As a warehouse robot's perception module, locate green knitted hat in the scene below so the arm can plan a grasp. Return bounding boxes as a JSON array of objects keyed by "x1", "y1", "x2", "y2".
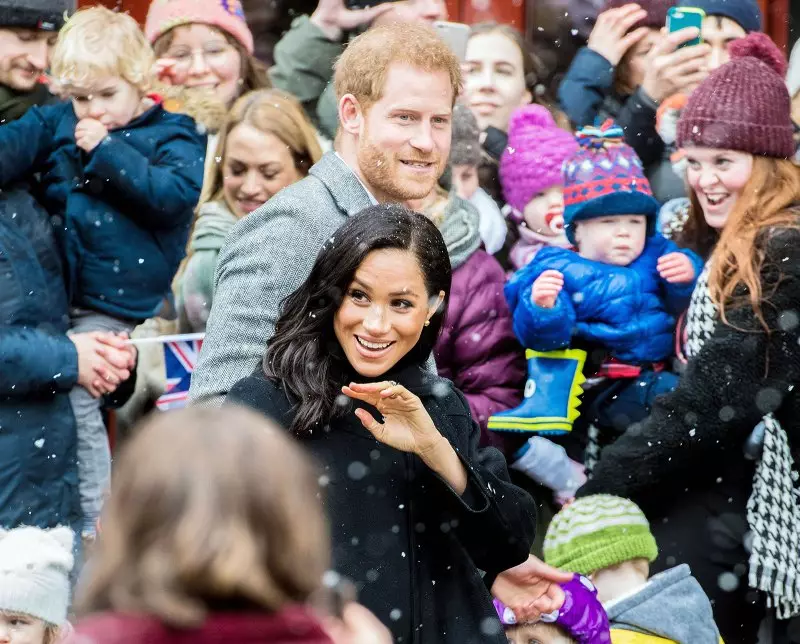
[{"x1": 544, "y1": 495, "x2": 658, "y2": 575}]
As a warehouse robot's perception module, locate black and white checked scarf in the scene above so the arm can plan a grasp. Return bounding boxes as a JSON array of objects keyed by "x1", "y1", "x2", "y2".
[{"x1": 687, "y1": 264, "x2": 800, "y2": 619}]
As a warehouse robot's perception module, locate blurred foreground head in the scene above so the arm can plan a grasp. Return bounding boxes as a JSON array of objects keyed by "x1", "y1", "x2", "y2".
[{"x1": 76, "y1": 406, "x2": 330, "y2": 628}]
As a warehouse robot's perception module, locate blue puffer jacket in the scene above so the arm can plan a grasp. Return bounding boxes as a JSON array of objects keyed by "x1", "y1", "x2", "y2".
[
  {"x1": 505, "y1": 234, "x2": 703, "y2": 363},
  {"x1": 0, "y1": 187, "x2": 81, "y2": 529},
  {"x1": 0, "y1": 100, "x2": 206, "y2": 320}
]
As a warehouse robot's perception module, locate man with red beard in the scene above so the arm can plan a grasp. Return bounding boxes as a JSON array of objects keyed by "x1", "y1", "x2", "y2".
[
  {"x1": 189, "y1": 21, "x2": 458, "y2": 405},
  {"x1": 0, "y1": 0, "x2": 71, "y2": 123}
]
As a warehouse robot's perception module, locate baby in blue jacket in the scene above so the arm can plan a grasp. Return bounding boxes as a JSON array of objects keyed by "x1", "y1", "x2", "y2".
[
  {"x1": 491, "y1": 123, "x2": 702, "y2": 485},
  {"x1": 0, "y1": 8, "x2": 206, "y2": 541}
]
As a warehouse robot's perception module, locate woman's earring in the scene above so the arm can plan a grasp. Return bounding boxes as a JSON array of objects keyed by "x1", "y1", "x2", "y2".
[{"x1": 424, "y1": 320, "x2": 430, "y2": 327}]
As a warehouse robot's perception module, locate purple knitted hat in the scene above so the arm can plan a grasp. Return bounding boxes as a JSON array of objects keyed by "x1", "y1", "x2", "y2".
[
  {"x1": 677, "y1": 33, "x2": 794, "y2": 159},
  {"x1": 493, "y1": 574, "x2": 611, "y2": 644},
  {"x1": 499, "y1": 105, "x2": 579, "y2": 214}
]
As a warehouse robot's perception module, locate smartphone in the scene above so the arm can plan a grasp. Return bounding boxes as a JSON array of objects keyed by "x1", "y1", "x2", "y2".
[
  {"x1": 433, "y1": 21, "x2": 471, "y2": 62},
  {"x1": 666, "y1": 7, "x2": 705, "y2": 48}
]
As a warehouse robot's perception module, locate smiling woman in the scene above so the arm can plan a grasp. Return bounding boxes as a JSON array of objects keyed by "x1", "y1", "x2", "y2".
[
  {"x1": 226, "y1": 204, "x2": 537, "y2": 644},
  {"x1": 176, "y1": 88, "x2": 322, "y2": 333}
]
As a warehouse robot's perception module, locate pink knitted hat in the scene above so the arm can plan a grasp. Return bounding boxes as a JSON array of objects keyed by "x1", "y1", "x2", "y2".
[
  {"x1": 145, "y1": 0, "x2": 254, "y2": 54},
  {"x1": 500, "y1": 105, "x2": 579, "y2": 213}
]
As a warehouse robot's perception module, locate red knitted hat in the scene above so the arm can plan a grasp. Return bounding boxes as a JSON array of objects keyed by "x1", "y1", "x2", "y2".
[
  {"x1": 602, "y1": 0, "x2": 675, "y2": 29},
  {"x1": 676, "y1": 33, "x2": 795, "y2": 158}
]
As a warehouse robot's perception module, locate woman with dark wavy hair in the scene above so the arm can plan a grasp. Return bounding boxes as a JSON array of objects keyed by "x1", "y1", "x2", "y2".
[{"x1": 227, "y1": 204, "x2": 537, "y2": 644}]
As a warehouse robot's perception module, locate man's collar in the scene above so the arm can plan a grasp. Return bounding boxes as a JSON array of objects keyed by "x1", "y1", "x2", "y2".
[{"x1": 335, "y1": 152, "x2": 378, "y2": 206}]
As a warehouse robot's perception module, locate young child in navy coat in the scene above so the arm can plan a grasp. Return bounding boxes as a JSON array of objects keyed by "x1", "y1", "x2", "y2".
[
  {"x1": 0, "y1": 7, "x2": 206, "y2": 542},
  {"x1": 491, "y1": 123, "x2": 702, "y2": 488}
]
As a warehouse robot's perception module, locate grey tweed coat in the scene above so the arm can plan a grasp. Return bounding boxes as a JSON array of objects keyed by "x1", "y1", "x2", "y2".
[{"x1": 188, "y1": 152, "x2": 374, "y2": 405}]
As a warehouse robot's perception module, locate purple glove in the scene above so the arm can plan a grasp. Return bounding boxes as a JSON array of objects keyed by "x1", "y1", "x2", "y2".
[
  {"x1": 494, "y1": 574, "x2": 610, "y2": 644},
  {"x1": 547, "y1": 574, "x2": 611, "y2": 644}
]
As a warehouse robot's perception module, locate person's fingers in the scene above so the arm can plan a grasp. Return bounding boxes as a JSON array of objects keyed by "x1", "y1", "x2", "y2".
[
  {"x1": 347, "y1": 381, "x2": 394, "y2": 393},
  {"x1": 618, "y1": 25, "x2": 649, "y2": 52},
  {"x1": 354, "y1": 408, "x2": 383, "y2": 436},
  {"x1": 94, "y1": 332, "x2": 128, "y2": 349},
  {"x1": 665, "y1": 42, "x2": 711, "y2": 68},
  {"x1": 341, "y1": 385, "x2": 375, "y2": 405},
  {"x1": 616, "y1": 9, "x2": 648, "y2": 35},
  {"x1": 675, "y1": 70, "x2": 710, "y2": 93},
  {"x1": 96, "y1": 347, "x2": 131, "y2": 371},
  {"x1": 541, "y1": 270, "x2": 564, "y2": 279}
]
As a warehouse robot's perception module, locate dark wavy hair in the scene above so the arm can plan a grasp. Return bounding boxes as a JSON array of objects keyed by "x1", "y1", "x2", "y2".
[{"x1": 262, "y1": 205, "x2": 452, "y2": 435}]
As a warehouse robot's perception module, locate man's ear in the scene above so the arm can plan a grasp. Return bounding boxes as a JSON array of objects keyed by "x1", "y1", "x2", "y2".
[{"x1": 339, "y1": 94, "x2": 363, "y2": 135}]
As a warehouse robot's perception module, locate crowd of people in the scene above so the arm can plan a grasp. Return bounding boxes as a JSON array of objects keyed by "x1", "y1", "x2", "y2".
[{"x1": 0, "y1": 0, "x2": 799, "y2": 642}]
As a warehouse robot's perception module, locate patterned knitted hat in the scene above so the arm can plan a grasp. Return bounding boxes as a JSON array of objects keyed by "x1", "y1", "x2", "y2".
[
  {"x1": 449, "y1": 104, "x2": 482, "y2": 168},
  {"x1": 145, "y1": 0, "x2": 254, "y2": 54},
  {"x1": 544, "y1": 495, "x2": 658, "y2": 576},
  {"x1": 677, "y1": 33, "x2": 794, "y2": 159},
  {"x1": 0, "y1": 0, "x2": 73, "y2": 31},
  {"x1": 562, "y1": 121, "x2": 660, "y2": 244},
  {"x1": 500, "y1": 105, "x2": 579, "y2": 214},
  {"x1": 0, "y1": 526, "x2": 74, "y2": 626},
  {"x1": 677, "y1": 0, "x2": 762, "y2": 33},
  {"x1": 602, "y1": 0, "x2": 674, "y2": 29}
]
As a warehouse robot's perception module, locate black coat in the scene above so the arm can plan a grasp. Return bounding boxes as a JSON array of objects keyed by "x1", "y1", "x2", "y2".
[
  {"x1": 227, "y1": 364, "x2": 537, "y2": 644},
  {"x1": 577, "y1": 226, "x2": 800, "y2": 511}
]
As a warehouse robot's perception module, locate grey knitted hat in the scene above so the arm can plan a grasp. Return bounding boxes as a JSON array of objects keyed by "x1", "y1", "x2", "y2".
[
  {"x1": 0, "y1": 526, "x2": 74, "y2": 626},
  {"x1": 449, "y1": 104, "x2": 482, "y2": 168},
  {"x1": 0, "y1": 0, "x2": 74, "y2": 31}
]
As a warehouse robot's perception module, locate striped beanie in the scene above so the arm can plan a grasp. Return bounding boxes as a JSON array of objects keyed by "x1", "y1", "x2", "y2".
[
  {"x1": 563, "y1": 121, "x2": 660, "y2": 245},
  {"x1": 544, "y1": 495, "x2": 658, "y2": 576}
]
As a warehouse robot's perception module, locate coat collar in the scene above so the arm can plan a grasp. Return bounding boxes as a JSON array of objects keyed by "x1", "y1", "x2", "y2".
[{"x1": 308, "y1": 152, "x2": 374, "y2": 217}]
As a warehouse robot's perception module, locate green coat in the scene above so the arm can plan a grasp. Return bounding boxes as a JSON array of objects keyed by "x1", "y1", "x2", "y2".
[
  {"x1": 269, "y1": 15, "x2": 341, "y2": 140},
  {"x1": 176, "y1": 200, "x2": 238, "y2": 332}
]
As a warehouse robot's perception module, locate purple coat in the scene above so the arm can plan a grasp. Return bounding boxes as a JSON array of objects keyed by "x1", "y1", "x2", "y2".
[{"x1": 435, "y1": 248, "x2": 526, "y2": 449}]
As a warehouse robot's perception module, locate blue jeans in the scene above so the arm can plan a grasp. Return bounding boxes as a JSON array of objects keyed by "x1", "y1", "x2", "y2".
[{"x1": 68, "y1": 308, "x2": 135, "y2": 537}]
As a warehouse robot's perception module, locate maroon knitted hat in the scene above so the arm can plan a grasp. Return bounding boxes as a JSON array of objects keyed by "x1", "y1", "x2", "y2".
[
  {"x1": 677, "y1": 33, "x2": 795, "y2": 159},
  {"x1": 602, "y1": 0, "x2": 675, "y2": 29}
]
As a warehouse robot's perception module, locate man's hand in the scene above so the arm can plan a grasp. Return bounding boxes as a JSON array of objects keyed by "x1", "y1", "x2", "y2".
[
  {"x1": 641, "y1": 28, "x2": 711, "y2": 103},
  {"x1": 657, "y1": 252, "x2": 696, "y2": 284},
  {"x1": 587, "y1": 4, "x2": 650, "y2": 66},
  {"x1": 310, "y1": 0, "x2": 395, "y2": 41},
  {"x1": 75, "y1": 118, "x2": 108, "y2": 153},
  {"x1": 492, "y1": 555, "x2": 574, "y2": 623},
  {"x1": 532, "y1": 270, "x2": 564, "y2": 309}
]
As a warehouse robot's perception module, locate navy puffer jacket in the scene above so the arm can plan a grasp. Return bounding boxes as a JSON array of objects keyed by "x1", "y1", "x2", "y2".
[
  {"x1": 0, "y1": 187, "x2": 80, "y2": 529},
  {"x1": 0, "y1": 101, "x2": 205, "y2": 321},
  {"x1": 505, "y1": 234, "x2": 703, "y2": 363}
]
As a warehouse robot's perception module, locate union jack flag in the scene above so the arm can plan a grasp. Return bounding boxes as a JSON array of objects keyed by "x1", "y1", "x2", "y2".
[{"x1": 155, "y1": 335, "x2": 204, "y2": 411}]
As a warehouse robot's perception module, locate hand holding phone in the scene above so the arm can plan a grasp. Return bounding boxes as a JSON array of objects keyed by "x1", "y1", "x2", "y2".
[{"x1": 666, "y1": 7, "x2": 705, "y2": 48}]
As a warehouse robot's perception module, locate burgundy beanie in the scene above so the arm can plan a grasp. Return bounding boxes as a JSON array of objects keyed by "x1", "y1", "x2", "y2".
[
  {"x1": 677, "y1": 33, "x2": 794, "y2": 158},
  {"x1": 602, "y1": 0, "x2": 675, "y2": 29},
  {"x1": 500, "y1": 105, "x2": 579, "y2": 214}
]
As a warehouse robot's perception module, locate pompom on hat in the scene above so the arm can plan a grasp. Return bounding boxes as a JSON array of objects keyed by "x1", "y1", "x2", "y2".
[
  {"x1": 499, "y1": 105, "x2": 579, "y2": 214},
  {"x1": 145, "y1": 0, "x2": 254, "y2": 55},
  {"x1": 677, "y1": 32, "x2": 794, "y2": 159},
  {"x1": 449, "y1": 104, "x2": 482, "y2": 168},
  {"x1": 544, "y1": 494, "x2": 658, "y2": 576},
  {"x1": 0, "y1": 526, "x2": 74, "y2": 626}
]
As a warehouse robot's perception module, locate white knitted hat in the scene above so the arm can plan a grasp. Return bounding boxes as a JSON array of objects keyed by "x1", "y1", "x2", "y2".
[{"x1": 0, "y1": 526, "x2": 74, "y2": 626}]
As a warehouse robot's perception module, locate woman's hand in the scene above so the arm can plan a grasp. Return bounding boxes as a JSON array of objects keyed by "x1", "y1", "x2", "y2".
[
  {"x1": 492, "y1": 555, "x2": 574, "y2": 623},
  {"x1": 342, "y1": 381, "x2": 468, "y2": 493},
  {"x1": 342, "y1": 381, "x2": 443, "y2": 457},
  {"x1": 641, "y1": 29, "x2": 710, "y2": 103}
]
